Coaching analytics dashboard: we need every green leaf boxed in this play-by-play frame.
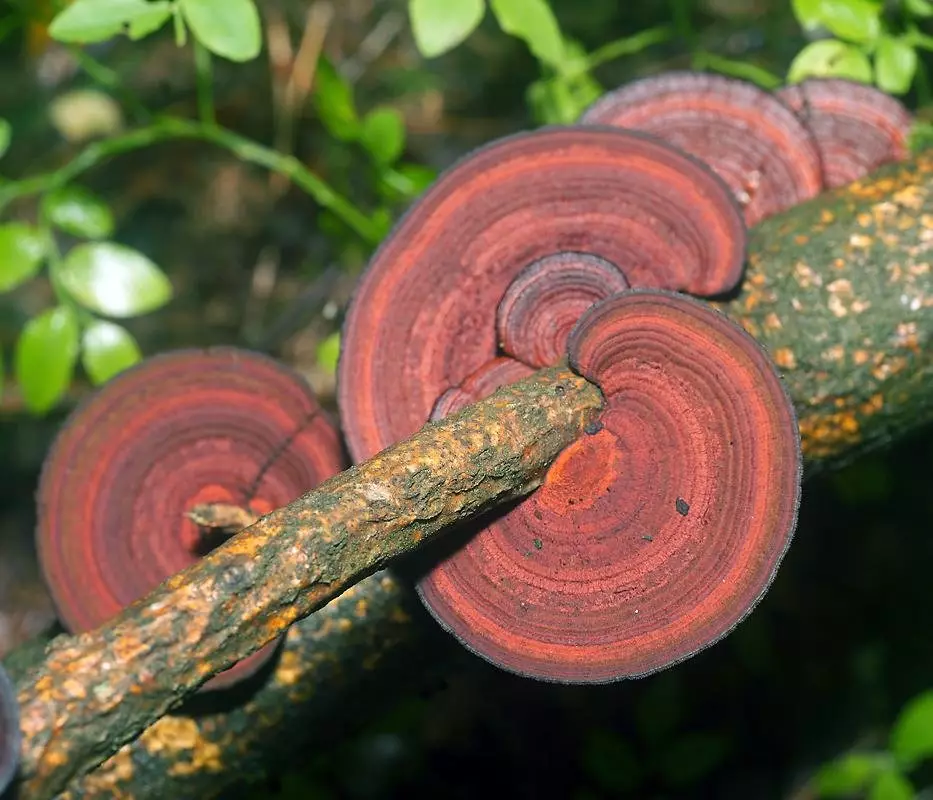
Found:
[127,3,172,39]
[815,752,886,796]
[869,770,915,800]
[890,690,933,768]
[490,0,566,69]
[42,186,115,240]
[906,0,933,17]
[381,162,437,200]
[360,108,406,166]
[316,331,340,374]
[179,0,261,62]
[793,0,824,29]
[818,0,881,43]
[908,121,933,154]
[874,36,917,94]
[81,319,141,384]
[788,39,873,83]
[15,306,79,413]
[58,242,172,318]
[0,118,11,160]
[313,58,360,141]
[49,0,172,44]
[0,223,46,292]
[409,0,485,58]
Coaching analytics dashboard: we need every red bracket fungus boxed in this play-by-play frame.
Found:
[496,252,630,368]
[0,664,19,795]
[338,126,746,462]
[776,79,914,189]
[419,290,801,682]
[431,357,535,422]
[36,348,346,691]
[580,71,823,225]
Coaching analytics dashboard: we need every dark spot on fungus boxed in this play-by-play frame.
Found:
[496,252,630,368]
[338,126,746,462]
[580,71,823,226]
[776,78,913,189]
[420,290,801,682]
[584,419,603,435]
[36,348,346,691]
[676,497,690,516]
[0,664,20,796]
[533,538,543,550]
[642,535,654,542]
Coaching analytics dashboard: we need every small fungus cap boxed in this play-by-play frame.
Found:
[0,664,19,795]
[776,78,913,189]
[36,348,346,691]
[418,290,802,682]
[338,126,746,463]
[581,70,823,225]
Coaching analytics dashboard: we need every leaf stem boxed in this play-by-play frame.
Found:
[0,117,382,244]
[194,42,216,126]
[581,26,673,74]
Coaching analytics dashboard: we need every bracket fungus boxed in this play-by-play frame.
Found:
[580,71,823,225]
[36,348,345,691]
[496,252,630,368]
[420,290,801,682]
[776,79,913,189]
[431,357,535,421]
[338,125,746,462]
[0,664,19,795]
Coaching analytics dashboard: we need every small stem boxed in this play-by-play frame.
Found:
[194,42,216,127]
[581,26,673,74]
[70,47,151,122]
[691,51,783,89]
[0,117,382,244]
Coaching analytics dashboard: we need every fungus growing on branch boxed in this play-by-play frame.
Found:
[36,348,345,691]
[338,127,746,462]
[776,79,913,188]
[0,664,19,795]
[431,357,535,421]
[581,71,823,225]
[496,252,630,368]
[419,290,802,682]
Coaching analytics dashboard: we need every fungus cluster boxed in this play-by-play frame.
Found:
[37,348,346,691]
[0,664,19,795]
[338,72,913,681]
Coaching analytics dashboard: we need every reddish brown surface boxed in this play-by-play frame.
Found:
[581,71,823,226]
[419,290,801,681]
[431,358,535,421]
[0,664,19,795]
[338,127,746,462]
[36,348,345,691]
[776,79,913,189]
[496,252,630,368]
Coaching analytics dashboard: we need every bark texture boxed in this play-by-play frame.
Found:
[3,151,932,800]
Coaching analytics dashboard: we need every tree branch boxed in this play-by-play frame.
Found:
[5,151,932,800]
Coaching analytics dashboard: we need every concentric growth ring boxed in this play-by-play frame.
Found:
[419,290,802,682]
[36,348,346,691]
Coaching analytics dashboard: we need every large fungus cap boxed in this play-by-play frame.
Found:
[37,348,346,691]
[418,290,801,682]
[339,126,746,462]
[776,78,913,189]
[580,71,823,226]
[431,357,535,422]
[496,252,630,368]
[0,664,19,795]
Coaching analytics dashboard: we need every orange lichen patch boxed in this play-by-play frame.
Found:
[60,745,135,800]
[139,718,224,777]
[872,356,910,381]
[763,312,783,331]
[820,210,835,224]
[821,345,845,362]
[853,350,872,365]
[857,213,873,227]
[848,233,873,249]
[354,599,369,618]
[794,234,809,245]
[861,393,885,415]
[273,650,303,687]
[894,321,920,351]
[892,185,926,210]
[798,410,861,458]
[773,348,798,369]
[390,606,412,625]
[907,261,930,276]
[793,261,822,288]
[739,318,761,338]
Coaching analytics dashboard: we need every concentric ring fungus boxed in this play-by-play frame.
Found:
[580,71,823,225]
[431,357,534,422]
[0,664,19,795]
[339,126,746,462]
[418,290,801,682]
[496,252,629,368]
[37,348,345,691]
[776,79,913,189]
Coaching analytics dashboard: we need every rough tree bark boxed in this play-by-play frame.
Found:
[4,150,932,800]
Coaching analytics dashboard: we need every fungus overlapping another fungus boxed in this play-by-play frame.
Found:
[496,253,630,368]
[338,126,746,462]
[580,71,823,225]
[431,357,535,421]
[0,664,20,795]
[776,79,913,189]
[420,291,801,681]
[36,348,345,691]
